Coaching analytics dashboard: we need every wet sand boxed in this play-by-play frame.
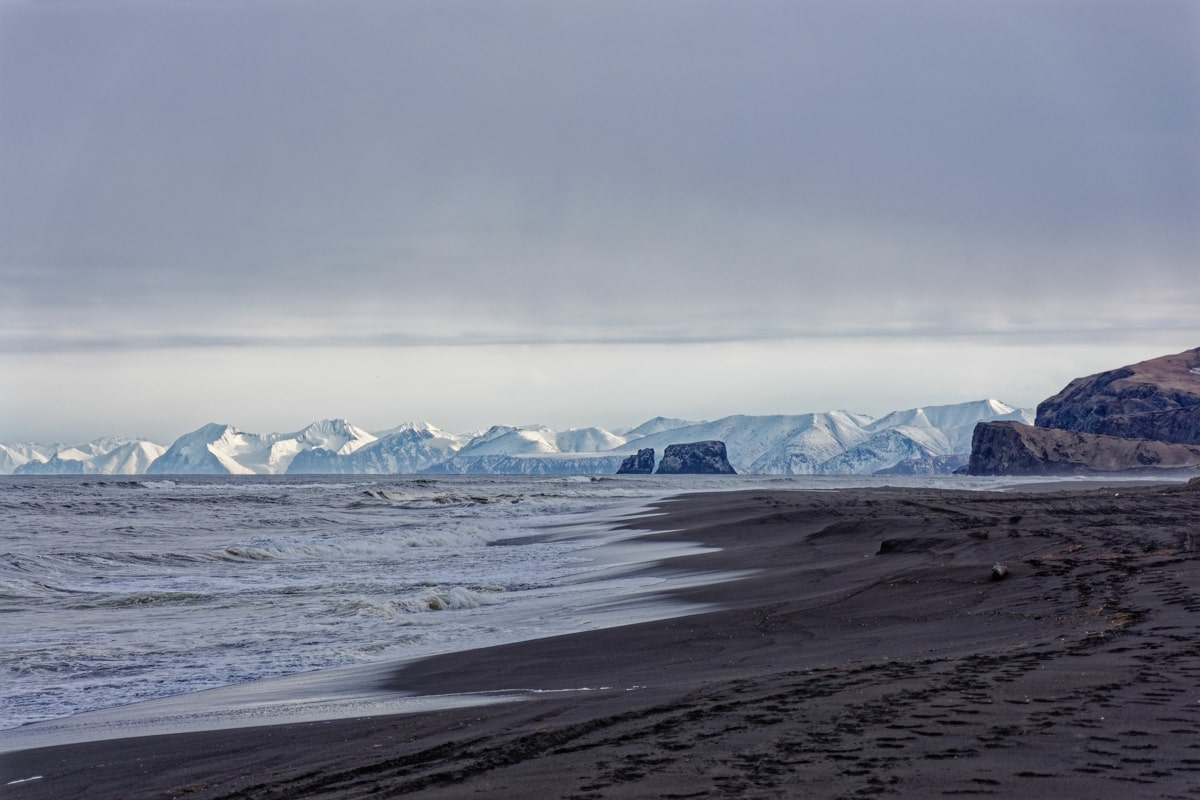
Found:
[4,482,1200,799]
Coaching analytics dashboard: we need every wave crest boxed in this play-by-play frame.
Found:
[342,585,504,617]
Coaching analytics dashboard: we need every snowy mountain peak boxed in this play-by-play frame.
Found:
[456,426,557,457]
[451,424,628,458]
[624,416,700,439]
[555,427,627,453]
[373,421,453,439]
[288,420,465,475]
[193,422,237,440]
[294,418,377,455]
[90,440,167,475]
[867,399,1023,433]
[146,423,250,475]
[148,419,377,475]
[985,399,1015,415]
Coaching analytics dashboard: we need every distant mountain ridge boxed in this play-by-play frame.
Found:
[1,399,1032,476]
[8,438,166,476]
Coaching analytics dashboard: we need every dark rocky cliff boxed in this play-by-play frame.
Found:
[655,441,737,475]
[969,347,1200,475]
[968,420,1200,476]
[1036,347,1200,444]
[616,448,655,475]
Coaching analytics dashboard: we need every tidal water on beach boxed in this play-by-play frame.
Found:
[1,472,1048,735]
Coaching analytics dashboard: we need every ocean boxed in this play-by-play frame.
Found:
[1,472,1040,747]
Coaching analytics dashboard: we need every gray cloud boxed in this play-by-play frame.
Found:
[1,0,1197,439]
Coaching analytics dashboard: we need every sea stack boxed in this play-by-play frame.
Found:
[654,441,737,475]
[616,448,655,475]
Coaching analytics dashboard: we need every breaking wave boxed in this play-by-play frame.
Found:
[207,529,505,561]
[349,489,526,510]
[341,585,504,617]
[67,590,215,609]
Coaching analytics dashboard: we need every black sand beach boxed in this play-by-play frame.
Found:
[5,482,1200,799]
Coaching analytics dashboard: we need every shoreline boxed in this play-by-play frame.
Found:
[4,481,1200,798]
[0,490,728,754]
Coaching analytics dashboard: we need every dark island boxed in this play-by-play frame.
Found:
[654,441,737,474]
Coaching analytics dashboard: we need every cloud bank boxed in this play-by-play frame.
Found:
[1,0,1196,440]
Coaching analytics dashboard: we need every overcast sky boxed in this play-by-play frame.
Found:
[2,0,1197,443]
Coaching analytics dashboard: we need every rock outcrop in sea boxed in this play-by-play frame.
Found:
[616,448,655,474]
[969,347,1200,475]
[654,441,737,475]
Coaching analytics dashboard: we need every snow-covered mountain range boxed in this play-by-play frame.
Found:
[146,419,378,475]
[1,400,1032,476]
[4,438,166,475]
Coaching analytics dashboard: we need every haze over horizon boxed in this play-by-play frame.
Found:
[2,1,1197,444]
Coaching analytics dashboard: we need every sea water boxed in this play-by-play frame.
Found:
[1,473,754,734]
[1,472,1052,742]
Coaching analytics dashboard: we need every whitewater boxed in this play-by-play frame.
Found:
[1,472,1045,749]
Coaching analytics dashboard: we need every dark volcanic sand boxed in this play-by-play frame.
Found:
[5,483,1200,799]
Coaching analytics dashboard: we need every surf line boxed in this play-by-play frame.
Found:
[6,776,44,785]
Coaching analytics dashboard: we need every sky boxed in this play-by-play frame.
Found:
[1,0,1197,443]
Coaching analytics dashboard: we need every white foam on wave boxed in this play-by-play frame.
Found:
[0,660,522,754]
